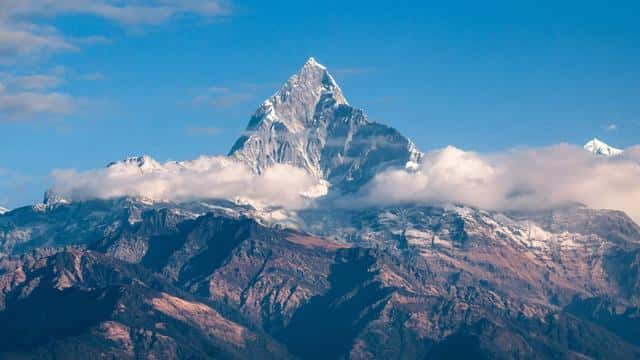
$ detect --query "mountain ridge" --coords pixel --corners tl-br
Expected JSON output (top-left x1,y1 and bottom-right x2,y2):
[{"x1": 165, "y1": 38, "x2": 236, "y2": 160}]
[
  {"x1": 584, "y1": 137, "x2": 624, "y2": 157},
  {"x1": 229, "y1": 57, "x2": 422, "y2": 192}
]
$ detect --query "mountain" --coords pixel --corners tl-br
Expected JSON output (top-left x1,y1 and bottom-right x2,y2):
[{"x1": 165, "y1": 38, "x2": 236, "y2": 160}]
[
  {"x1": 2, "y1": 199, "x2": 640, "y2": 358},
  {"x1": 2, "y1": 58, "x2": 640, "y2": 359},
  {"x1": 0, "y1": 207, "x2": 7, "y2": 215},
  {"x1": 584, "y1": 138, "x2": 624, "y2": 157},
  {"x1": 0, "y1": 248, "x2": 290, "y2": 359},
  {"x1": 229, "y1": 57, "x2": 422, "y2": 192}
]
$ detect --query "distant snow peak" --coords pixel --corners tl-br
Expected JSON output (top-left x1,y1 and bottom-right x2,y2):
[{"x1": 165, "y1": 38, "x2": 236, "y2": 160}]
[
  {"x1": 107, "y1": 155, "x2": 164, "y2": 173},
  {"x1": 584, "y1": 138, "x2": 623, "y2": 157},
  {"x1": 0, "y1": 206, "x2": 8, "y2": 215}
]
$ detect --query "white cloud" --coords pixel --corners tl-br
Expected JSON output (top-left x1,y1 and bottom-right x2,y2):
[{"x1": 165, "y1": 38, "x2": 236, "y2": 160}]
[
  {"x1": 0, "y1": 20, "x2": 74, "y2": 62},
  {"x1": 352, "y1": 144, "x2": 640, "y2": 223},
  {"x1": 0, "y1": 71, "x2": 74, "y2": 120},
  {"x1": 0, "y1": 1, "x2": 229, "y2": 63},
  {"x1": 11, "y1": 74, "x2": 63, "y2": 90},
  {"x1": 605, "y1": 123, "x2": 618, "y2": 132},
  {"x1": 0, "y1": 1, "x2": 230, "y2": 25},
  {"x1": 0, "y1": 87, "x2": 74, "y2": 119},
  {"x1": 49, "y1": 156, "x2": 321, "y2": 210},
  {"x1": 45, "y1": 140, "x2": 640, "y2": 222}
]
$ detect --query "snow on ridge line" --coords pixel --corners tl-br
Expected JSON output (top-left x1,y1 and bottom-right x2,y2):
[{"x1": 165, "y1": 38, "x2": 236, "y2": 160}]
[{"x1": 584, "y1": 138, "x2": 623, "y2": 157}]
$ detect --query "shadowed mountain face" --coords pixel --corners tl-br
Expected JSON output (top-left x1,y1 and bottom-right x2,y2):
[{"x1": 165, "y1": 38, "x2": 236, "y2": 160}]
[
  {"x1": 229, "y1": 57, "x2": 421, "y2": 192},
  {"x1": 0, "y1": 59, "x2": 640, "y2": 359},
  {"x1": 2, "y1": 202, "x2": 640, "y2": 359},
  {"x1": 0, "y1": 248, "x2": 291, "y2": 359}
]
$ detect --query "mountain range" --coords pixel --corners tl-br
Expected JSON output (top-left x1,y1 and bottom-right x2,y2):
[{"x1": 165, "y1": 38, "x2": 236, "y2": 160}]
[{"x1": 0, "y1": 58, "x2": 639, "y2": 359}]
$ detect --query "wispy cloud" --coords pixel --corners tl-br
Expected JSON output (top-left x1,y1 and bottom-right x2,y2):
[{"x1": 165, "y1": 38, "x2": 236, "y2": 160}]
[
  {"x1": 332, "y1": 67, "x2": 376, "y2": 77},
  {"x1": 0, "y1": 21, "x2": 75, "y2": 63},
  {"x1": 0, "y1": 1, "x2": 230, "y2": 63},
  {"x1": 0, "y1": 168, "x2": 35, "y2": 209},
  {"x1": 10, "y1": 74, "x2": 63, "y2": 90},
  {"x1": 0, "y1": 70, "x2": 75, "y2": 120},
  {"x1": 79, "y1": 72, "x2": 104, "y2": 81},
  {"x1": 186, "y1": 126, "x2": 222, "y2": 136},
  {"x1": 193, "y1": 86, "x2": 253, "y2": 109},
  {"x1": 0, "y1": 1, "x2": 231, "y2": 121},
  {"x1": 604, "y1": 123, "x2": 618, "y2": 132},
  {"x1": 0, "y1": 1, "x2": 231, "y2": 25},
  {"x1": 0, "y1": 87, "x2": 74, "y2": 120}
]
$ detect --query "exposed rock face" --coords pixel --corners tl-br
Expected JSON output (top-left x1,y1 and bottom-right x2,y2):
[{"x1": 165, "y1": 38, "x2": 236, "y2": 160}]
[
  {"x1": 0, "y1": 248, "x2": 290, "y2": 359},
  {"x1": 229, "y1": 57, "x2": 421, "y2": 192},
  {"x1": 2, "y1": 200, "x2": 640, "y2": 358}
]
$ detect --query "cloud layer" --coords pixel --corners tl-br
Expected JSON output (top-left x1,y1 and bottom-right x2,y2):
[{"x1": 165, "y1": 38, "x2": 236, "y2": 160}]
[
  {"x1": 354, "y1": 144, "x2": 640, "y2": 222},
  {"x1": 47, "y1": 144, "x2": 640, "y2": 223},
  {"x1": 49, "y1": 156, "x2": 321, "y2": 210},
  {"x1": 0, "y1": 1, "x2": 229, "y2": 62}
]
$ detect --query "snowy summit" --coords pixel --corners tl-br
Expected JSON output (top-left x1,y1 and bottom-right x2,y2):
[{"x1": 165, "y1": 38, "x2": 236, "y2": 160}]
[{"x1": 584, "y1": 138, "x2": 623, "y2": 157}]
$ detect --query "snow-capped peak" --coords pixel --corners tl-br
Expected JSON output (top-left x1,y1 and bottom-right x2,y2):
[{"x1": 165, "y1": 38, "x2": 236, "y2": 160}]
[
  {"x1": 304, "y1": 57, "x2": 326, "y2": 70},
  {"x1": 229, "y1": 57, "x2": 423, "y2": 191},
  {"x1": 266, "y1": 57, "x2": 348, "y2": 130},
  {"x1": 0, "y1": 206, "x2": 8, "y2": 215},
  {"x1": 584, "y1": 138, "x2": 623, "y2": 157},
  {"x1": 107, "y1": 155, "x2": 164, "y2": 173}
]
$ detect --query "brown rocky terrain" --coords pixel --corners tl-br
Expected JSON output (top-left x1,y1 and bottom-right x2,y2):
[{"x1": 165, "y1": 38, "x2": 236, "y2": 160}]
[{"x1": 2, "y1": 202, "x2": 639, "y2": 359}]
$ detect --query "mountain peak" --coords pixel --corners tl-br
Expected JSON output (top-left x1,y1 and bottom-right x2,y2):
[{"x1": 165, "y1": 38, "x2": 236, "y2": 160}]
[
  {"x1": 273, "y1": 57, "x2": 347, "y2": 111},
  {"x1": 229, "y1": 58, "x2": 422, "y2": 191},
  {"x1": 584, "y1": 138, "x2": 623, "y2": 157},
  {"x1": 107, "y1": 155, "x2": 164, "y2": 173},
  {"x1": 303, "y1": 56, "x2": 325, "y2": 70}
]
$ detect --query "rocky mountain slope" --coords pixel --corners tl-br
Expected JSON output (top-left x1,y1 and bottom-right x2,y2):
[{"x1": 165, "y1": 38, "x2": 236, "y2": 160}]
[
  {"x1": 1, "y1": 201, "x2": 640, "y2": 358},
  {"x1": 0, "y1": 59, "x2": 639, "y2": 359},
  {"x1": 229, "y1": 57, "x2": 422, "y2": 192}
]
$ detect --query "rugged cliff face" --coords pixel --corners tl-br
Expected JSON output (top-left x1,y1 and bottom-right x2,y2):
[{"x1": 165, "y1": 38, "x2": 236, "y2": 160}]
[
  {"x1": 229, "y1": 57, "x2": 421, "y2": 192},
  {"x1": 1, "y1": 58, "x2": 639, "y2": 359},
  {"x1": 2, "y1": 199, "x2": 640, "y2": 358}
]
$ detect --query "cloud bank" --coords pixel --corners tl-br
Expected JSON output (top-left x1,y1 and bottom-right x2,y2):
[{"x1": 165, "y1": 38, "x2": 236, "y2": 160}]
[
  {"x1": 48, "y1": 144, "x2": 640, "y2": 223},
  {"x1": 354, "y1": 144, "x2": 640, "y2": 222},
  {"x1": 49, "y1": 156, "x2": 322, "y2": 210}
]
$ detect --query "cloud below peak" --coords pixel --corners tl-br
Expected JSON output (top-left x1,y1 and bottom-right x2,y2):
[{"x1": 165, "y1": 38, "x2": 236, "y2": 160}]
[
  {"x1": 352, "y1": 144, "x2": 640, "y2": 223},
  {"x1": 50, "y1": 155, "x2": 321, "y2": 210},
  {"x1": 46, "y1": 142, "x2": 640, "y2": 224}
]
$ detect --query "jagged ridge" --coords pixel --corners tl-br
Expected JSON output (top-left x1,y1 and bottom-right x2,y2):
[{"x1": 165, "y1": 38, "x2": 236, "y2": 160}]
[{"x1": 229, "y1": 57, "x2": 422, "y2": 192}]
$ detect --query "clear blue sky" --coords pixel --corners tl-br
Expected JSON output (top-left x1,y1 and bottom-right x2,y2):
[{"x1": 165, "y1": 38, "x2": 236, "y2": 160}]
[{"x1": 1, "y1": 0, "x2": 639, "y2": 208}]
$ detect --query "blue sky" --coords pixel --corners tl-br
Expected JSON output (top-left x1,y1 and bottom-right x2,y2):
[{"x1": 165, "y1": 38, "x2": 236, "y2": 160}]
[{"x1": 1, "y1": 0, "x2": 639, "y2": 209}]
